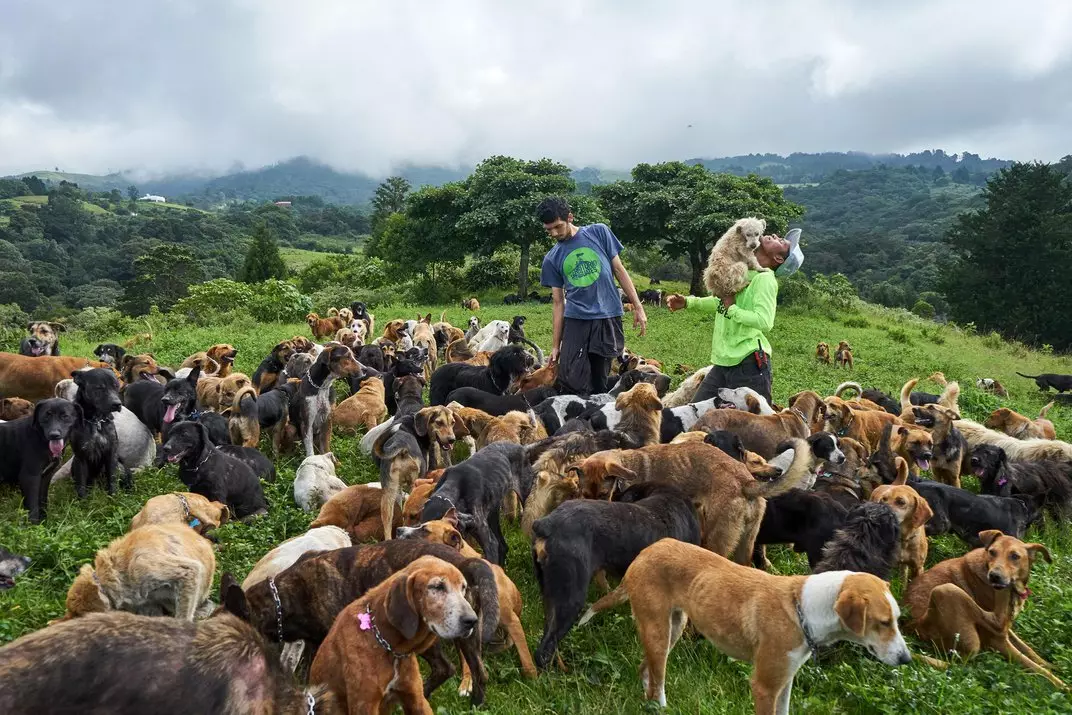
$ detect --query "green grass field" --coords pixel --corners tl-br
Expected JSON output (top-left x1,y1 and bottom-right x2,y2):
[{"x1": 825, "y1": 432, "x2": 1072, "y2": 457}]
[
  {"x1": 2, "y1": 194, "x2": 111, "y2": 215},
  {"x1": 1, "y1": 295, "x2": 1071, "y2": 713},
  {"x1": 280, "y1": 246, "x2": 341, "y2": 271}
]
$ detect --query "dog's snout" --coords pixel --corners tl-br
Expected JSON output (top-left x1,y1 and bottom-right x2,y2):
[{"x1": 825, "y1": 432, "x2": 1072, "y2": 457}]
[
  {"x1": 988, "y1": 570, "x2": 1009, "y2": 587},
  {"x1": 970, "y1": 456, "x2": 981, "y2": 467},
  {"x1": 896, "y1": 649, "x2": 912, "y2": 665}
]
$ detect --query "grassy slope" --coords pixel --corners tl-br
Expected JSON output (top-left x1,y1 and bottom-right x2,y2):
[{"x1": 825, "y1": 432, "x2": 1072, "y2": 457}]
[
  {"x1": 1, "y1": 293, "x2": 1071, "y2": 714},
  {"x1": 3, "y1": 195, "x2": 111, "y2": 215},
  {"x1": 280, "y1": 246, "x2": 340, "y2": 271}
]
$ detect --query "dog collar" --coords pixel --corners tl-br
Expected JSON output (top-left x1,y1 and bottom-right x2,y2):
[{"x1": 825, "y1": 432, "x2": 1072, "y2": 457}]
[
  {"x1": 267, "y1": 575, "x2": 285, "y2": 641},
  {"x1": 790, "y1": 408, "x2": 809, "y2": 426},
  {"x1": 360, "y1": 604, "x2": 410, "y2": 659},
  {"x1": 305, "y1": 371, "x2": 327, "y2": 390},
  {"x1": 176, "y1": 493, "x2": 191, "y2": 521},
  {"x1": 86, "y1": 413, "x2": 115, "y2": 428},
  {"x1": 795, "y1": 598, "x2": 820, "y2": 662},
  {"x1": 429, "y1": 493, "x2": 456, "y2": 512},
  {"x1": 996, "y1": 476, "x2": 1009, "y2": 487},
  {"x1": 196, "y1": 448, "x2": 215, "y2": 469},
  {"x1": 305, "y1": 693, "x2": 316, "y2": 715},
  {"x1": 188, "y1": 409, "x2": 203, "y2": 421}
]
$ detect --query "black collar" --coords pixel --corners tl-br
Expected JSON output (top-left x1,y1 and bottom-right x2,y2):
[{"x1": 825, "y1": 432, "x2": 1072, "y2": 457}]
[{"x1": 795, "y1": 598, "x2": 820, "y2": 662}]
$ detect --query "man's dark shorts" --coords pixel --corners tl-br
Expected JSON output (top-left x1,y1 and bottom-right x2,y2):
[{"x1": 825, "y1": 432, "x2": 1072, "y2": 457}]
[
  {"x1": 556, "y1": 317, "x2": 625, "y2": 395},
  {"x1": 693, "y1": 354, "x2": 773, "y2": 405}
]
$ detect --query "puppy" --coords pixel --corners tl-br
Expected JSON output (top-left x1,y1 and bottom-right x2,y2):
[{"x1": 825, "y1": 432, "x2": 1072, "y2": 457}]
[
  {"x1": 870, "y1": 475, "x2": 934, "y2": 583},
  {"x1": 580, "y1": 539, "x2": 911, "y2": 710},
  {"x1": 462, "y1": 298, "x2": 481, "y2": 311},
  {"x1": 61, "y1": 523, "x2": 215, "y2": 620},
  {"x1": 702, "y1": 217, "x2": 767, "y2": 298},
  {"x1": 294, "y1": 453, "x2": 348, "y2": 512},
  {"x1": 0, "y1": 545, "x2": 30, "y2": 590},
  {"x1": 816, "y1": 341, "x2": 831, "y2": 364},
  {"x1": 129, "y1": 492, "x2": 230, "y2": 539},
  {"x1": 976, "y1": 377, "x2": 1008, "y2": 397},
  {"x1": 311, "y1": 484, "x2": 403, "y2": 543},
  {"x1": 985, "y1": 404, "x2": 1057, "y2": 440}
]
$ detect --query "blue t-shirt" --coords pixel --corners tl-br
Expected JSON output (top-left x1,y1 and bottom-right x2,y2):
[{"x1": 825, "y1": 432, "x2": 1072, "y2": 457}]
[{"x1": 540, "y1": 223, "x2": 624, "y2": 320}]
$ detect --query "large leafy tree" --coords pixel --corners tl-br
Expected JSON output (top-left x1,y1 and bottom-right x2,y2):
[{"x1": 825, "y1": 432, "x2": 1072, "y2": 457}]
[
  {"x1": 597, "y1": 162, "x2": 804, "y2": 295},
  {"x1": 239, "y1": 223, "x2": 288, "y2": 283},
  {"x1": 120, "y1": 244, "x2": 204, "y2": 315},
  {"x1": 370, "y1": 176, "x2": 411, "y2": 231},
  {"x1": 373, "y1": 182, "x2": 470, "y2": 282},
  {"x1": 943, "y1": 162, "x2": 1072, "y2": 348}
]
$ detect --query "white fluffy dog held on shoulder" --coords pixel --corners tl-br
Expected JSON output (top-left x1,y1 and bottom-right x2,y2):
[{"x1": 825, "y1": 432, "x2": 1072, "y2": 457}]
[{"x1": 703, "y1": 217, "x2": 768, "y2": 298}]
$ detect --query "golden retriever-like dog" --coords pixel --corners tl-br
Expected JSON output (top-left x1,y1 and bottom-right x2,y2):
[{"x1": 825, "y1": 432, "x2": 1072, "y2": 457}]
[
  {"x1": 180, "y1": 344, "x2": 237, "y2": 378},
  {"x1": 985, "y1": 403, "x2": 1057, "y2": 440},
  {"x1": 702, "y1": 217, "x2": 767, "y2": 298}
]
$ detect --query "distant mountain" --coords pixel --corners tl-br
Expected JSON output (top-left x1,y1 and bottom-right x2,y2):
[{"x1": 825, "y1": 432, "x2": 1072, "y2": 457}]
[{"x1": 13, "y1": 170, "x2": 132, "y2": 193}]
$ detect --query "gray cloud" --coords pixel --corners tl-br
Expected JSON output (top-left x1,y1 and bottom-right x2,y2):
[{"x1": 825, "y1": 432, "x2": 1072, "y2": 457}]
[{"x1": 1, "y1": 0, "x2": 1070, "y2": 177}]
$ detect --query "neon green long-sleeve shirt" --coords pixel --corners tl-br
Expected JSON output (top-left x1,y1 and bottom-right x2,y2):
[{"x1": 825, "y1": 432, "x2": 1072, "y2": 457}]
[{"x1": 685, "y1": 270, "x2": 778, "y2": 367}]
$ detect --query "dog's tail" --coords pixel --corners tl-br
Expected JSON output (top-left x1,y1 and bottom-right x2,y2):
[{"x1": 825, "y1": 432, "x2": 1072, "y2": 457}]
[
  {"x1": 439, "y1": 309, "x2": 447, "y2": 323},
  {"x1": 235, "y1": 386, "x2": 258, "y2": 419},
  {"x1": 1017, "y1": 372, "x2": 1042, "y2": 380},
  {"x1": 900, "y1": 378, "x2": 919, "y2": 412},
  {"x1": 834, "y1": 381, "x2": 863, "y2": 399},
  {"x1": 520, "y1": 336, "x2": 544, "y2": 366},
  {"x1": 362, "y1": 416, "x2": 396, "y2": 455},
  {"x1": 1039, "y1": 401, "x2": 1055, "y2": 419},
  {"x1": 457, "y1": 557, "x2": 500, "y2": 644},
  {"x1": 743, "y1": 437, "x2": 813, "y2": 498},
  {"x1": 939, "y1": 381, "x2": 961, "y2": 412},
  {"x1": 578, "y1": 584, "x2": 631, "y2": 627}
]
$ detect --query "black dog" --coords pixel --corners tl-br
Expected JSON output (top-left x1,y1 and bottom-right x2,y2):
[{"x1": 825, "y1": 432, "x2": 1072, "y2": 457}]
[
  {"x1": 420, "y1": 442, "x2": 526, "y2": 565},
  {"x1": 157, "y1": 422, "x2": 268, "y2": 519},
  {"x1": 192, "y1": 412, "x2": 231, "y2": 446},
  {"x1": 813, "y1": 501, "x2": 901, "y2": 578},
  {"x1": 123, "y1": 364, "x2": 200, "y2": 437},
  {"x1": 70, "y1": 368, "x2": 126, "y2": 498},
  {"x1": 445, "y1": 385, "x2": 557, "y2": 416},
  {"x1": 907, "y1": 477, "x2": 1036, "y2": 546},
  {"x1": 753, "y1": 490, "x2": 850, "y2": 569},
  {"x1": 92, "y1": 343, "x2": 126, "y2": 366},
  {"x1": 1017, "y1": 371, "x2": 1072, "y2": 393},
  {"x1": 429, "y1": 344, "x2": 534, "y2": 406},
  {"x1": 861, "y1": 388, "x2": 901, "y2": 415},
  {"x1": 607, "y1": 369, "x2": 672, "y2": 398},
  {"x1": 251, "y1": 341, "x2": 293, "y2": 392},
  {"x1": 971, "y1": 444, "x2": 1072, "y2": 519},
  {"x1": 383, "y1": 359, "x2": 424, "y2": 416},
  {"x1": 502, "y1": 293, "x2": 522, "y2": 305},
  {"x1": 531, "y1": 482, "x2": 700, "y2": 668},
  {"x1": 638, "y1": 289, "x2": 662, "y2": 306},
  {"x1": 0, "y1": 545, "x2": 31, "y2": 590},
  {"x1": 0, "y1": 399, "x2": 81, "y2": 523},
  {"x1": 217, "y1": 445, "x2": 276, "y2": 482},
  {"x1": 355, "y1": 344, "x2": 386, "y2": 373}
]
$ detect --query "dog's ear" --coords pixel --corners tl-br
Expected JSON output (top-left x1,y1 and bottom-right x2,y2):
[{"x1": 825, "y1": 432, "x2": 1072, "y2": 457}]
[
  {"x1": 911, "y1": 492, "x2": 934, "y2": 530},
  {"x1": 604, "y1": 460, "x2": 638, "y2": 482},
  {"x1": 414, "y1": 409, "x2": 430, "y2": 437},
  {"x1": 26, "y1": 322, "x2": 35, "y2": 332},
  {"x1": 188, "y1": 363, "x2": 202, "y2": 382},
  {"x1": 215, "y1": 502, "x2": 231, "y2": 526},
  {"x1": 1025, "y1": 542, "x2": 1053, "y2": 564},
  {"x1": 50, "y1": 322, "x2": 67, "y2": 333},
  {"x1": 219, "y1": 572, "x2": 249, "y2": 621},
  {"x1": 385, "y1": 572, "x2": 421, "y2": 640},
  {"x1": 834, "y1": 589, "x2": 868, "y2": 637},
  {"x1": 978, "y1": 529, "x2": 1004, "y2": 548},
  {"x1": 451, "y1": 411, "x2": 470, "y2": 438},
  {"x1": 442, "y1": 507, "x2": 459, "y2": 529}
]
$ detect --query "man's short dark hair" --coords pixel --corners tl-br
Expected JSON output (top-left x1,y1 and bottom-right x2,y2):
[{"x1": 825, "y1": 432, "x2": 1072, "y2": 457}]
[{"x1": 536, "y1": 197, "x2": 571, "y2": 224}]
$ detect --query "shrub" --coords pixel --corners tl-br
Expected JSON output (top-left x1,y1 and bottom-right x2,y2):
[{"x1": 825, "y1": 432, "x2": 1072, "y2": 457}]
[
  {"x1": 841, "y1": 316, "x2": 870, "y2": 329},
  {"x1": 911, "y1": 300, "x2": 935, "y2": 320},
  {"x1": 64, "y1": 308, "x2": 139, "y2": 342},
  {"x1": 248, "y1": 280, "x2": 313, "y2": 323},
  {"x1": 887, "y1": 327, "x2": 912, "y2": 344},
  {"x1": 811, "y1": 273, "x2": 858, "y2": 311},
  {"x1": 410, "y1": 268, "x2": 464, "y2": 304},
  {"x1": 173, "y1": 279, "x2": 254, "y2": 323},
  {"x1": 778, "y1": 273, "x2": 813, "y2": 308},
  {"x1": 983, "y1": 331, "x2": 1004, "y2": 350},
  {"x1": 464, "y1": 250, "x2": 519, "y2": 291},
  {"x1": 296, "y1": 254, "x2": 389, "y2": 294},
  {"x1": 0, "y1": 302, "x2": 30, "y2": 349}
]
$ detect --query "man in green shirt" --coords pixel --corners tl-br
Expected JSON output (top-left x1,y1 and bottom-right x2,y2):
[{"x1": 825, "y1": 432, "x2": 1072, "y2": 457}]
[{"x1": 666, "y1": 229, "x2": 802, "y2": 404}]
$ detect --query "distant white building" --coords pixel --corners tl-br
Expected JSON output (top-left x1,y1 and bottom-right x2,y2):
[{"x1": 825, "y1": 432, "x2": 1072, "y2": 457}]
[{"x1": 139, "y1": 194, "x2": 166, "y2": 203}]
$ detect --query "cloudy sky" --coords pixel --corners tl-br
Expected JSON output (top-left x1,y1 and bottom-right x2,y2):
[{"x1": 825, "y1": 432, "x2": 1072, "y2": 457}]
[{"x1": 1, "y1": 0, "x2": 1070, "y2": 177}]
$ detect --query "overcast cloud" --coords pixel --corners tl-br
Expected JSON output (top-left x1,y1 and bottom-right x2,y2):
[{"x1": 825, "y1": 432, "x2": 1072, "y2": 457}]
[{"x1": 1, "y1": 0, "x2": 1070, "y2": 177}]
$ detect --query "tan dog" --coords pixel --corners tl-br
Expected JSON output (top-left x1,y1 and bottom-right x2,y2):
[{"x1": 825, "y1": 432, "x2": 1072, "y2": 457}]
[
  {"x1": 381, "y1": 319, "x2": 408, "y2": 344},
  {"x1": 334, "y1": 327, "x2": 360, "y2": 349},
  {"x1": 445, "y1": 338, "x2": 475, "y2": 363},
  {"x1": 119, "y1": 353, "x2": 161, "y2": 384},
  {"x1": 479, "y1": 410, "x2": 546, "y2": 450},
  {"x1": 306, "y1": 313, "x2": 345, "y2": 340},
  {"x1": 228, "y1": 384, "x2": 260, "y2": 447},
  {"x1": 702, "y1": 217, "x2": 768, "y2": 298},
  {"x1": 835, "y1": 340, "x2": 854, "y2": 369},
  {"x1": 129, "y1": 492, "x2": 230, "y2": 538},
  {"x1": 334, "y1": 376, "x2": 387, "y2": 433},
  {"x1": 522, "y1": 471, "x2": 581, "y2": 539},
  {"x1": 580, "y1": 539, "x2": 912, "y2": 710},
  {"x1": 311, "y1": 484, "x2": 403, "y2": 543},
  {"x1": 309, "y1": 555, "x2": 479, "y2": 715},
  {"x1": 196, "y1": 372, "x2": 252, "y2": 412},
  {"x1": 415, "y1": 405, "x2": 468, "y2": 468},
  {"x1": 434, "y1": 314, "x2": 464, "y2": 348},
  {"x1": 0, "y1": 396, "x2": 33, "y2": 421},
  {"x1": 816, "y1": 342, "x2": 831, "y2": 364},
  {"x1": 397, "y1": 509, "x2": 538, "y2": 689},
  {"x1": 0, "y1": 353, "x2": 112, "y2": 402},
  {"x1": 180, "y1": 344, "x2": 237, "y2": 378},
  {"x1": 985, "y1": 404, "x2": 1057, "y2": 441},
  {"x1": 891, "y1": 425, "x2": 934, "y2": 477},
  {"x1": 462, "y1": 298, "x2": 481, "y2": 311},
  {"x1": 61, "y1": 524, "x2": 215, "y2": 621},
  {"x1": 871, "y1": 472, "x2": 933, "y2": 583},
  {"x1": 514, "y1": 362, "x2": 557, "y2": 393},
  {"x1": 614, "y1": 382, "x2": 663, "y2": 447},
  {"x1": 402, "y1": 479, "x2": 439, "y2": 526},
  {"x1": 575, "y1": 440, "x2": 814, "y2": 562},
  {"x1": 824, "y1": 396, "x2": 902, "y2": 452},
  {"x1": 692, "y1": 391, "x2": 824, "y2": 458},
  {"x1": 906, "y1": 531, "x2": 1063, "y2": 689},
  {"x1": 412, "y1": 313, "x2": 438, "y2": 382}
]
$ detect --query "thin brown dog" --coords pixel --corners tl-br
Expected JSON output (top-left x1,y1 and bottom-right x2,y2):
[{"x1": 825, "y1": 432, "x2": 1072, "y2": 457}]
[
  {"x1": 0, "y1": 352, "x2": 112, "y2": 402},
  {"x1": 870, "y1": 475, "x2": 933, "y2": 583},
  {"x1": 692, "y1": 391, "x2": 824, "y2": 458},
  {"x1": 985, "y1": 404, "x2": 1057, "y2": 441}
]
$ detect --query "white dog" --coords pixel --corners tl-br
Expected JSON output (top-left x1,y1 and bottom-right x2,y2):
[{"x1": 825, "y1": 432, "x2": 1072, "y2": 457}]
[
  {"x1": 717, "y1": 386, "x2": 776, "y2": 415},
  {"x1": 468, "y1": 319, "x2": 511, "y2": 351},
  {"x1": 476, "y1": 322, "x2": 511, "y2": 352},
  {"x1": 293, "y1": 453, "x2": 347, "y2": 512},
  {"x1": 662, "y1": 366, "x2": 713, "y2": 408},
  {"x1": 702, "y1": 217, "x2": 767, "y2": 298},
  {"x1": 242, "y1": 525, "x2": 351, "y2": 589},
  {"x1": 464, "y1": 316, "x2": 481, "y2": 342}
]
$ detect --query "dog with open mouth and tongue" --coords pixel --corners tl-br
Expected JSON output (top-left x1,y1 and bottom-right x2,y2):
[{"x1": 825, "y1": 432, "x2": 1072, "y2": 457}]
[{"x1": 0, "y1": 398, "x2": 81, "y2": 523}]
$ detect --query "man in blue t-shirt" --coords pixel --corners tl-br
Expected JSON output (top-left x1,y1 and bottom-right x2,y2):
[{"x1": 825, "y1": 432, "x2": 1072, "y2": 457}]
[{"x1": 537, "y1": 197, "x2": 646, "y2": 395}]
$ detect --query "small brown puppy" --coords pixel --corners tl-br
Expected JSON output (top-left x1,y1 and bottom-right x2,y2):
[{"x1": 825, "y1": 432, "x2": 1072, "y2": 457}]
[
  {"x1": 129, "y1": 492, "x2": 230, "y2": 538},
  {"x1": 311, "y1": 484, "x2": 403, "y2": 543},
  {"x1": 334, "y1": 376, "x2": 388, "y2": 433},
  {"x1": 0, "y1": 396, "x2": 33, "y2": 421},
  {"x1": 816, "y1": 342, "x2": 831, "y2": 364},
  {"x1": 870, "y1": 470, "x2": 933, "y2": 583},
  {"x1": 306, "y1": 313, "x2": 345, "y2": 340},
  {"x1": 985, "y1": 404, "x2": 1057, "y2": 441},
  {"x1": 835, "y1": 340, "x2": 854, "y2": 369},
  {"x1": 309, "y1": 555, "x2": 479, "y2": 715},
  {"x1": 906, "y1": 531, "x2": 1063, "y2": 689},
  {"x1": 397, "y1": 508, "x2": 538, "y2": 689}
]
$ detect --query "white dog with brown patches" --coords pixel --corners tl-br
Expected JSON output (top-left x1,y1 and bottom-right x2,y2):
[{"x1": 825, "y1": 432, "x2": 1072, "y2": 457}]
[{"x1": 580, "y1": 539, "x2": 911, "y2": 714}]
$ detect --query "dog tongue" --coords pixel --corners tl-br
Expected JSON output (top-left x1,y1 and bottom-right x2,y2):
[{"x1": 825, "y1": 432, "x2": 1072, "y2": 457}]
[
  {"x1": 916, "y1": 459, "x2": 931, "y2": 471},
  {"x1": 163, "y1": 404, "x2": 178, "y2": 423},
  {"x1": 48, "y1": 439, "x2": 64, "y2": 458}
]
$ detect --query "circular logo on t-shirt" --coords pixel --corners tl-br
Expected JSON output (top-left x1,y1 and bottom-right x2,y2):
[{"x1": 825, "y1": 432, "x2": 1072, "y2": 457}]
[{"x1": 563, "y1": 247, "x2": 602, "y2": 288}]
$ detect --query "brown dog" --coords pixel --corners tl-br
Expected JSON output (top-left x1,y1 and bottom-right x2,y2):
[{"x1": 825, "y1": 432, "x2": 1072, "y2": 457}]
[
  {"x1": 824, "y1": 396, "x2": 903, "y2": 452},
  {"x1": 0, "y1": 353, "x2": 113, "y2": 402},
  {"x1": 181, "y1": 344, "x2": 237, "y2": 378},
  {"x1": 462, "y1": 298, "x2": 481, "y2": 311},
  {"x1": 62, "y1": 523, "x2": 216, "y2": 621},
  {"x1": 514, "y1": 362, "x2": 557, "y2": 393},
  {"x1": 397, "y1": 509, "x2": 538, "y2": 690},
  {"x1": 402, "y1": 478, "x2": 440, "y2": 526},
  {"x1": 816, "y1": 342, "x2": 831, "y2": 364},
  {"x1": 130, "y1": 492, "x2": 230, "y2": 538},
  {"x1": 311, "y1": 484, "x2": 403, "y2": 543},
  {"x1": 478, "y1": 410, "x2": 546, "y2": 450},
  {"x1": 381, "y1": 319, "x2": 408, "y2": 344},
  {"x1": 228, "y1": 384, "x2": 260, "y2": 447},
  {"x1": 334, "y1": 376, "x2": 388, "y2": 433},
  {"x1": 196, "y1": 372, "x2": 252, "y2": 412},
  {"x1": 20, "y1": 321, "x2": 65, "y2": 356},
  {"x1": 906, "y1": 530, "x2": 1063, "y2": 689},
  {"x1": 871, "y1": 475, "x2": 933, "y2": 583},
  {"x1": 309, "y1": 555, "x2": 479, "y2": 715},
  {"x1": 692, "y1": 391, "x2": 824, "y2": 458},
  {"x1": 306, "y1": 313, "x2": 345, "y2": 340},
  {"x1": 521, "y1": 471, "x2": 580, "y2": 540},
  {"x1": 985, "y1": 404, "x2": 1057, "y2": 441},
  {"x1": 119, "y1": 353, "x2": 161, "y2": 384},
  {"x1": 575, "y1": 439, "x2": 814, "y2": 562},
  {"x1": 0, "y1": 396, "x2": 33, "y2": 421},
  {"x1": 835, "y1": 340, "x2": 854, "y2": 369},
  {"x1": 580, "y1": 539, "x2": 912, "y2": 710},
  {"x1": 412, "y1": 313, "x2": 439, "y2": 382},
  {"x1": 614, "y1": 382, "x2": 663, "y2": 447}
]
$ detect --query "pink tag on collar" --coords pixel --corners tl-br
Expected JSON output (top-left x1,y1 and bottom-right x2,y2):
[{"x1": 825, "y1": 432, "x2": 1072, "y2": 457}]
[
  {"x1": 358, "y1": 612, "x2": 373, "y2": 630},
  {"x1": 1019, "y1": 588, "x2": 1031, "y2": 601}
]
